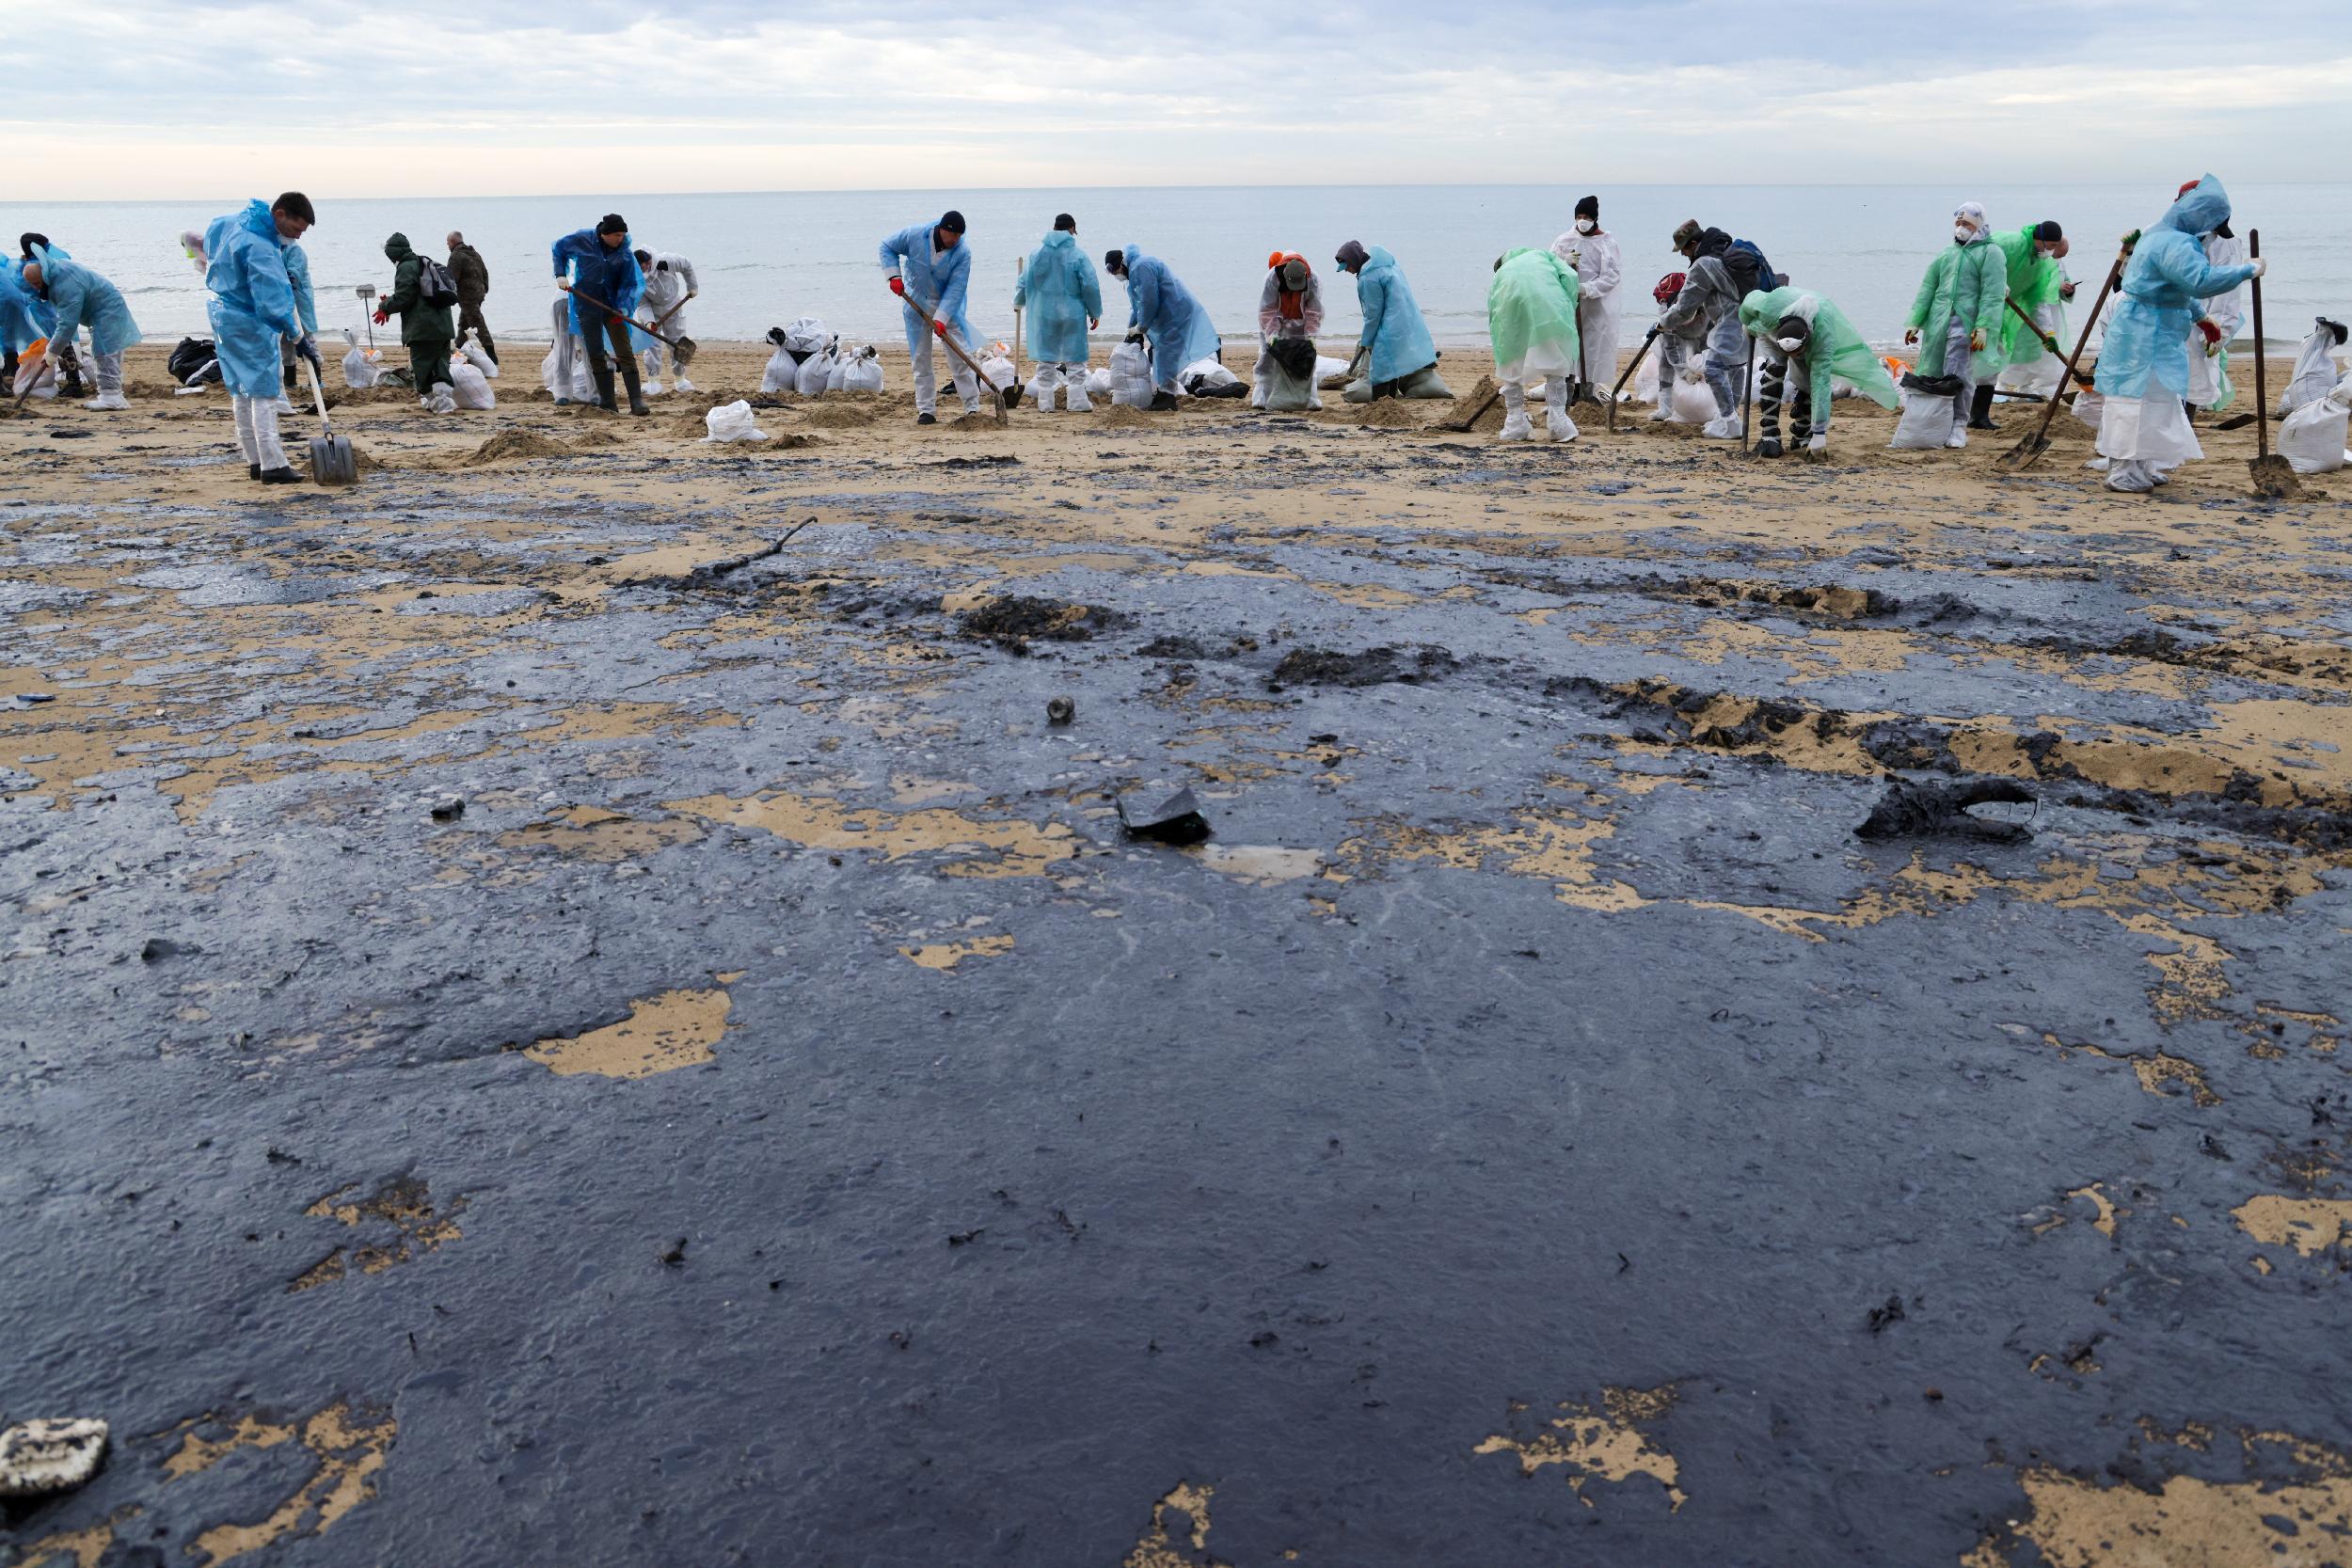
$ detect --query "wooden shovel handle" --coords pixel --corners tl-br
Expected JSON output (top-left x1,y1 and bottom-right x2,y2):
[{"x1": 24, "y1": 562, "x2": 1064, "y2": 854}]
[
  {"x1": 2249, "y1": 230, "x2": 2268, "y2": 461},
  {"x1": 2026, "y1": 243, "x2": 2130, "y2": 450},
  {"x1": 1607, "y1": 332, "x2": 1657, "y2": 432}
]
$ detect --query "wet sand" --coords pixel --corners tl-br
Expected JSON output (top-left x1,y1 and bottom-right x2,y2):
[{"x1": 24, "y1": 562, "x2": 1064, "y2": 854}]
[{"x1": 5, "y1": 340, "x2": 2351, "y2": 1565}]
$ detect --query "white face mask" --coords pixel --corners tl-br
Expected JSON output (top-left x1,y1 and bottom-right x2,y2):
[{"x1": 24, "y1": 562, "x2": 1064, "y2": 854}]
[
  {"x1": 1775, "y1": 335, "x2": 1806, "y2": 354},
  {"x1": 1574, "y1": 218, "x2": 1596, "y2": 235},
  {"x1": 1953, "y1": 225, "x2": 1976, "y2": 245}
]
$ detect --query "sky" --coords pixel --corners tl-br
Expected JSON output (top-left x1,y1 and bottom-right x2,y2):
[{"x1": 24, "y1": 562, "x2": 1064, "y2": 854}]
[{"x1": 4, "y1": 0, "x2": 2347, "y2": 198}]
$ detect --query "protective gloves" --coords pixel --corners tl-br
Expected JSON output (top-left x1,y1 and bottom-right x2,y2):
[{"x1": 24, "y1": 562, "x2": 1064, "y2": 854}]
[
  {"x1": 888, "y1": 277, "x2": 906, "y2": 296},
  {"x1": 1903, "y1": 328, "x2": 1919, "y2": 346},
  {"x1": 297, "y1": 334, "x2": 322, "y2": 367},
  {"x1": 1968, "y1": 329, "x2": 1986, "y2": 352},
  {"x1": 932, "y1": 320, "x2": 948, "y2": 339},
  {"x1": 2250, "y1": 257, "x2": 2268, "y2": 279}
]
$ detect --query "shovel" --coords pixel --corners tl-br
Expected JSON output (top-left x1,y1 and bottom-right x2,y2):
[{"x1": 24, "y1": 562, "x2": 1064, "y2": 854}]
[
  {"x1": 890, "y1": 283, "x2": 1008, "y2": 425},
  {"x1": 1606, "y1": 331, "x2": 1658, "y2": 432},
  {"x1": 649, "y1": 295, "x2": 696, "y2": 367},
  {"x1": 567, "y1": 286, "x2": 688, "y2": 351},
  {"x1": 1998, "y1": 237, "x2": 2132, "y2": 472},
  {"x1": 2004, "y1": 295, "x2": 2064, "y2": 359},
  {"x1": 2246, "y1": 230, "x2": 2299, "y2": 499},
  {"x1": 298, "y1": 352, "x2": 357, "y2": 485},
  {"x1": 1739, "y1": 334, "x2": 1756, "y2": 451}
]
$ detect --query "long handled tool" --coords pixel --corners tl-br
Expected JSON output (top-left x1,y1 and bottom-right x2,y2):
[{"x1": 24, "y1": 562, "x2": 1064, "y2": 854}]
[
  {"x1": 567, "y1": 286, "x2": 687, "y2": 351},
  {"x1": 2004, "y1": 295, "x2": 2063, "y2": 359},
  {"x1": 298, "y1": 353, "x2": 358, "y2": 486},
  {"x1": 1012, "y1": 256, "x2": 1025, "y2": 387},
  {"x1": 1998, "y1": 237, "x2": 2133, "y2": 472},
  {"x1": 890, "y1": 284, "x2": 1008, "y2": 426},
  {"x1": 2246, "y1": 230, "x2": 2298, "y2": 499},
  {"x1": 1739, "y1": 335, "x2": 1756, "y2": 451},
  {"x1": 1606, "y1": 331, "x2": 1659, "y2": 432}
]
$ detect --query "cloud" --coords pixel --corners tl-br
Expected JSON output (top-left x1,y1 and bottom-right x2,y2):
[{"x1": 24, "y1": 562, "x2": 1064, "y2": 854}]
[{"x1": 0, "y1": 0, "x2": 2344, "y2": 196}]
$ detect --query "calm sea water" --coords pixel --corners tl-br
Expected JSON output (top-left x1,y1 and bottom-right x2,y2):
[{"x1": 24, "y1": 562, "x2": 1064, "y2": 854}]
[{"x1": 15, "y1": 184, "x2": 2348, "y2": 356}]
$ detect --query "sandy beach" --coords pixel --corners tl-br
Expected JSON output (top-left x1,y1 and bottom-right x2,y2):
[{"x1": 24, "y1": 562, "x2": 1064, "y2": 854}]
[{"x1": 7, "y1": 336, "x2": 2351, "y2": 1564}]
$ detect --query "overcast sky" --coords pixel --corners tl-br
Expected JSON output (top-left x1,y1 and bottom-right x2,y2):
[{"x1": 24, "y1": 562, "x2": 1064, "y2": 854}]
[{"x1": 5, "y1": 0, "x2": 2345, "y2": 198}]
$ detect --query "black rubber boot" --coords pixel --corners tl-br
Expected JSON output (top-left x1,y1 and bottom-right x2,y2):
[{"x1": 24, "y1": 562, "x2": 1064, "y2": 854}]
[
  {"x1": 587, "y1": 356, "x2": 617, "y2": 412},
  {"x1": 616, "y1": 353, "x2": 647, "y2": 416},
  {"x1": 1148, "y1": 390, "x2": 1179, "y2": 412},
  {"x1": 257, "y1": 467, "x2": 300, "y2": 484},
  {"x1": 1967, "y1": 384, "x2": 1997, "y2": 430},
  {"x1": 248, "y1": 465, "x2": 262, "y2": 480},
  {"x1": 916, "y1": 412, "x2": 936, "y2": 426}
]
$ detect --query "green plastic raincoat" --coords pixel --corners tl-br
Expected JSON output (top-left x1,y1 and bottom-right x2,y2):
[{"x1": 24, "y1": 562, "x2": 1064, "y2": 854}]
[
  {"x1": 1993, "y1": 226, "x2": 2064, "y2": 367},
  {"x1": 1739, "y1": 286, "x2": 1897, "y2": 430},
  {"x1": 1486, "y1": 247, "x2": 1581, "y2": 381},
  {"x1": 1903, "y1": 234, "x2": 2007, "y2": 378}
]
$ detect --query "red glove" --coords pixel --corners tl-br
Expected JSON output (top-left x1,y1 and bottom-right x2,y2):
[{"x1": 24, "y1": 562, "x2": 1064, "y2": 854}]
[
  {"x1": 2194, "y1": 318, "x2": 2222, "y2": 347},
  {"x1": 373, "y1": 309, "x2": 388, "y2": 325},
  {"x1": 888, "y1": 277, "x2": 906, "y2": 296},
  {"x1": 609, "y1": 312, "x2": 627, "y2": 329},
  {"x1": 932, "y1": 319, "x2": 947, "y2": 339}
]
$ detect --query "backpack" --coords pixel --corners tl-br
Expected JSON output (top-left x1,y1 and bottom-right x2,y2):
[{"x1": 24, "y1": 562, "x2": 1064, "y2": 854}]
[
  {"x1": 1724, "y1": 238, "x2": 1778, "y2": 295},
  {"x1": 416, "y1": 257, "x2": 460, "y2": 308}
]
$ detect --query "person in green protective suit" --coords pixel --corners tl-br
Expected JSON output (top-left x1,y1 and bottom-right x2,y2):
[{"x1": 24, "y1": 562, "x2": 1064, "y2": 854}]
[
  {"x1": 1900, "y1": 202, "x2": 2008, "y2": 449},
  {"x1": 1739, "y1": 285, "x2": 1898, "y2": 459},
  {"x1": 1975, "y1": 219, "x2": 2067, "y2": 427},
  {"x1": 1486, "y1": 247, "x2": 1581, "y2": 442},
  {"x1": 375, "y1": 232, "x2": 456, "y2": 412}
]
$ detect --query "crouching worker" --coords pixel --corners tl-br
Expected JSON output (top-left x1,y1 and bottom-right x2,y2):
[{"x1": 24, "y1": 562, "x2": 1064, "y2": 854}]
[
  {"x1": 202, "y1": 193, "x2": 315, "y2": 482},
  {"x1": 2094, "y1": 175, "x2": 2262, "y2": 493},
  {"x1": 1335, "y1": 240, "x2": 1449, "y2": 402},
  {"x1": 1486, "y1": 247, "x2": 1581, "y2": 442},
  {"x1": 22, "y1": 246, "x2": 141, "y2": 412},
  {"x1": 1253, "y1": 253, "x2": 1323, "y2": 411},
  {"x1": 1739, "y1": 285, "x2": 1898, "y2": 459},
  {"x1": 1105, "y1": 245, "x2": 1219, "y2": 412},
  {"x1": 1015, "y1": 214, "x2": 1101, "y2": 411},
  {"x1": 376, "y1": 233, "x2": 457, "y2": 413}
]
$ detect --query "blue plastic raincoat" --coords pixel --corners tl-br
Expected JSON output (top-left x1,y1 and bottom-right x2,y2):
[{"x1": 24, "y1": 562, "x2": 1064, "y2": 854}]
[
  {"x1": 2096, "y1": 174, "x2": 2262, "y2": 402},
  {"x1": 1015, "y1": 230, "x2": 1100, "y2": 364},
  {"x1": 31, "y1": 251, "x2": 140, "y2": 358},
  {"x1": 1120, "y1": 246, "x2": 1219, "y2": 383},
  {"x1": 284, "y1": 243, "x2": 318, "y2": 336},
  {"x1": 551, "y1": 230, "x2": 643, "y2": 337},
  {"x1": 0, "y1": 260, "x2": 54, "y2": 353},
  {"x1": 878, "y1": 221, "x2": 976, "y2": 353},
  {"x1": 1352, "y1": 245, "x2": 1437, "y2": 384},
  {"x1": 203, "y1": 200, "x2": 301, "y2": 398}
]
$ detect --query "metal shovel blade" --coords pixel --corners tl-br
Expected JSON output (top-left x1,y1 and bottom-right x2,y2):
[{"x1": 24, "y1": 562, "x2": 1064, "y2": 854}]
[
  {"x1": 309, "y1": 432, "x2": 358, "y2": 486},
  {"x1": 2250, "y1": 452, "x2": 2302, "y2": 499},
  {"x1": 674, "y1": 335, "x2": 697, "y2": 368},
  {"x1": 1996, "y1": 431, "x2": 2051, "y2": 472}
]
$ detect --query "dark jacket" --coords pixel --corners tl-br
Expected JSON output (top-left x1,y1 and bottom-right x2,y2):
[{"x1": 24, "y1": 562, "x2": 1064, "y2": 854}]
[
  {"x1": 381, "y1": 232, "x2": 455, "y2": 347},
  {"x1": 448, "y1": 243, "x2": 489, "y2": 307}
]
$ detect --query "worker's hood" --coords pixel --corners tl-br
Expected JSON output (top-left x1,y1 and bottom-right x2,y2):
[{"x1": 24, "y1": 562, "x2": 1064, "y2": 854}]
[
  {"x1": 1037, "y1": 230, "x2": 1075, "y2": 254},
  {"x1": 237, "y1": 198, "x2": 281, "y2": 247},
  {"x1": 2158, "y1": 173, "x2": 2232, "y2": 241},
  {"x1": 384, "y1": 232, "x2": 416, "y2": 263}
]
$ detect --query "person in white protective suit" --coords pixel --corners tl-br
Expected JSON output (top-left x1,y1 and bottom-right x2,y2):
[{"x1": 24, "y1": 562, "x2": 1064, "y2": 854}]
[
  {"x1": 1252, "y1": 251, "x2": 1324, "y2": 411},
  {"x1": 633, "y1": 249, "x2": 699, "y2": 394},
  {"x1": 1551, "y1": 195, "x2": 1622, "y2": 404}
]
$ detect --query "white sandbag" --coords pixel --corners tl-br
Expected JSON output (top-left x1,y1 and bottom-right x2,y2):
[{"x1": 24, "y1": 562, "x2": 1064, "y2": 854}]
[
  {"x1": 1085, "y1": 367, "x2": 1113, "y2": 400},
  {"x1": 1668, "y1": 375, "x2": 1716, "y2": 424},
  {"x1": 824, "y1": 353, "x2": 849, "y2": 392},
  {"x1": 459, "y1": 331, "x2": 499, "y2": 379},
  {"x1": 760, "y1": 345, "x2": 799, "y2": 394},
  {"x1": 447, "y1": 357, "x2": 496, "y2": 410},
  {"x1": 795, "y1": 340, "x2": 836, "y2": 397},
  {"x1": 1109, "y1": 341, "x2": 1154, "y2": 406},
  {"x1": 979, "y1": 352, "x2": 1016, "y2": 391},
  {"x1": 1313, "y1": 355, "x2": 1351, "y2": 388},
  {"x1": 2280, "y1": 373, "x2": 2352, "y2": 473},
  {"x1": 342, "y1": 345, "x2": 384, "y2": 389},
  {"x1": 1181, "y1": 357, "x2": 1238, "y2": 390},
  {"x1": 841, "y1": 346, "x2": 884, "y2": 393},
  {"x1": 703, "y1": 400, "x2": 770, "y2": 443},
  {"x1": 2070, "y1": 387, "x2": 2104, "y2": 433},
  {"x1": 1890, "y1": 384, "x2": 1957, "y2": 450},
  {"x1": 1631, "y1": 348, "x2": 1661, "y2": 405},
  {"x1": 782, "y1": 316, "x2": 830, "y2": 356},
  {"x1": 2280, "y1": 321, "x2": 2345, "y2": 418}
]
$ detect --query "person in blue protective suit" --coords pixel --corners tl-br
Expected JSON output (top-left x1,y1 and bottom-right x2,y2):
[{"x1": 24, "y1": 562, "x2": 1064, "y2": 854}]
[
  {"x1": 1014, "y1": 214, "x2": 1102, "y2": 412},
  {"x1": 880, "y1": 210, "x2": 980, "y2": 424},
  {"x1": 203, "y1": 193, "x2": 316, "y2": 482},
  {"x1": 1103, "y1": 245, "x2": 1219, "y2": 411},
  {"x1": 1333, "y1": 240, "x2": 1449, "y2": 403},
  {"x1": 24, "y1": 245, "x2": 144, "y2": 413},
  {"x1": 2093, "y1": 174, "x2": 2263, "y2": 493},
  {"x1": 273, "y1": 239, "x2": 321, "y2": 414},
  {"x1": 0, "y1": 258, "x2": 54, "y2": 390},
  {"x1": 552, "y1": 214, "x2": 648, "y2": 415},
  {"x1": 16, "y1": 233, "x2": 79, "y2": 395}
]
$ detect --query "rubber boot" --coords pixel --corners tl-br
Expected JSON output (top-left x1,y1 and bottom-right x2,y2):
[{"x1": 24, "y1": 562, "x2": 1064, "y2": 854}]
[
  {"x1": 1967, "y1": 383, "x2": 1997, "y2": 430},
  {"x1": 588, "y1": 356, "x2": 618, "y2": 412},
  {"x1": 617, "y1": 354, "x2": 648, "y2": 416}
]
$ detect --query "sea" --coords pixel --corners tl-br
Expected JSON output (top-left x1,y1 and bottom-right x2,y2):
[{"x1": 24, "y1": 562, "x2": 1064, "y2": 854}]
[{"x1": 14, "y1": 184, "x2": 2348, "y2": 359}]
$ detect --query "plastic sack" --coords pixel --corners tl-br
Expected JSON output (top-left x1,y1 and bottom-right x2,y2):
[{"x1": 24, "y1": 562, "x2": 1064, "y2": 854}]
[
  {"x1": 824, "y1": 352, "x2": 849, "y2": 392},
  {"x1": 2280, "y1": 373, "x2": 2352, "y2": 473},
  {"x1": 342, "y1": 345, "x2": 382, "y2": 389},
  {"x1": 1109, "y1": 341, "x2": 1154, "y2": 406},
  {"x1": 795, "y1": 340, "x2": 836, "y2": 397},
  {"x1": 1181, "y1": 356, "x2": 1239, "y2": 390},
  {"x1": 782, "y1": 316, "x2": 830, "y2": 356},
  {"x1": 1086, "y1": 367, "x2": 1113, "y2": 400},
  {"x1": 1255, "y1": 343, "x2": 1319, "y2": 412},
  {"x1": 459, "y1": 331, "x2": 499, "y2": 379},
  {"x1": 703, "y1": 400, "x2": 770, "y2": 443},
  {"x1": 1890, "y1": 380, "x2": 1957, "y2": 449},
  {"x1": 841, "y1": 346, "x2": 883, "y2": 393},
  {"x1": 1314, "y1": 355, "x2": 1352, "y2": 387},
  {"x1": 1668, "y1": 377, "x2": 1716, "y2": 423},
  {"x1": 2280, "y1": 321, "x2": 2346, "y2": 418},
  {"x1": 979, "y1": 352, "x2": 1017, "y2": 391},
  {"x1": 447, "y1": 357, "x2": 496, "y2": 410},
  {"x1": 760, "y1": 345, "x2": 799, "y2": 394}
]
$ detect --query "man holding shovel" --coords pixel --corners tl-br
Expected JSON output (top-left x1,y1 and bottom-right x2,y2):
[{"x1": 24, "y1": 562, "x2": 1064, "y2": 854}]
[
  {"x1": 201, "y1": 193, "x2": 315, "y2": 483},
  {"x1": 551, "y1": 214, "x2": 649, "y2": 417},
  {"x1": 2092, "y1": 175, "x2": 2261, "y2": 493},
  {"x1": 633, "y1": 248, "x2": 698, "y2": 395},
  {"x1": 879, "y1": 211, "x2": 981, "y2": 425}
]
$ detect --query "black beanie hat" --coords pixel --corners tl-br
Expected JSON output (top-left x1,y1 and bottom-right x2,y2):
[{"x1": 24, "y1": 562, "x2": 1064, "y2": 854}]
[
  {"x1": 597, "y1": 214, "x2": 628, "y2": 235},
  {"x1": 939, "y1": 210, "x2": 966, "y2": 234},
  {"x1": 1574, "y1": 195, "x2": 1599, "y2": 220},
  {"x1": 1104, "y1": 248, "x2": 1125, "y2": 273},
  {"x1": 2033, "y1": 220, "x2": 2063, "y2": 244}
]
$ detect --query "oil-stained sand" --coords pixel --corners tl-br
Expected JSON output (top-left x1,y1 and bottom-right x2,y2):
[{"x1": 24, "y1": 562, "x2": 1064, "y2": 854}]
[{"x1": 3, "y1": 341, "x2": 2349, "y2": 1565}]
